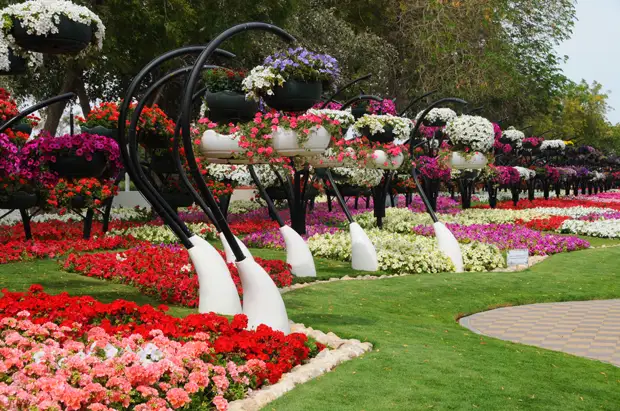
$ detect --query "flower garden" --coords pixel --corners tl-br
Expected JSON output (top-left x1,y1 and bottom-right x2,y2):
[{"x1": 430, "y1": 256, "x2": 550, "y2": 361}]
[{"x1": 1, "y1": 1, "x2": 620, "y2": 410}]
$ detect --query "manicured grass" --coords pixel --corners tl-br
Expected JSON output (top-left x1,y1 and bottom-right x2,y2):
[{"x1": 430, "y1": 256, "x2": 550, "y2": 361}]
[{"x1": 2, "y1": 245, "x2": 620, "y2": 410}]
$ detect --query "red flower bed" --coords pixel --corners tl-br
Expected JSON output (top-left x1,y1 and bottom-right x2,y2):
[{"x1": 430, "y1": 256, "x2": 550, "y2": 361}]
[
  {"x1": 476, "y1": 198, "x2": 620, "y2": 211},
  {"x1": 229, "y1": 219, "x2": 280, "y2": 235},
  {"x1": 0, "y1": 220, "x2": 142, "y2": 244},
  {"x1": 0, "y1": 236, "x2": 143, "y2": 264},
  {"x1": 62, "y1": 245, "x2": 293, "y2": 307},
  {"x1": 516, "y1": 216, "x2": 572, "y2": 231},
  {"x1": 0, "y1": 285, "x2": 323, "y2": 387}
]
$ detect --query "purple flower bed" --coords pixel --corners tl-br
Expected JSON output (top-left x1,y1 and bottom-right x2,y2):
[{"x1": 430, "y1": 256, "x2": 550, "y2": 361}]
[
  {"x1": 242, "y1": 224, "x2": 340, "y2": 249},
  {"x1": 412, "y1": 223, "x2": 590, "y2": 255}
]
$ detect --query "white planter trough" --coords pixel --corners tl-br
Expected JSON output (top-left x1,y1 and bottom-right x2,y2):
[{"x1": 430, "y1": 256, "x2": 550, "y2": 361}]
[
  {"x1": 371, "y1": 150, "x2": 405, "y2": 170},
  {"x1": 200, "y1": 130, "x2": 246, "y2": 160},
  {"x1": 272, "y1": 126, "x2": 331, "y2": 157},
  {"x1": 449, "y1": 151, "x2": 487, "y2": 170}
]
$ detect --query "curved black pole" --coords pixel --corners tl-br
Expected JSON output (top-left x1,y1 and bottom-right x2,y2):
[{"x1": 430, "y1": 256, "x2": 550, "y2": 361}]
[
  {"x1": 540, "y1": 129, "x2": 554, "y2": 137},
  {"x1": 248, "y1": 165, "x2": 285, "y2": 227},
  {"x1": 325, "y1": 169, "x2": 354, "y2": 223},
  {"x1": 495, "y1": 117, "x2": 509, "y2": 126},
  {"x1": 399, "y1": 90, "x2": 438, "y2": 117},
  {"x1": 339, "y1": 94, "x2": 383, "y2": 111},
  {"x1": 465, "y1": 106, "x2": 484, "y2": 115},
  {"x1": 179, "y1": 22, "x2": 296, "y2": 262},
  {"x1": 0, "y1": 92, "x2": 75, "y2": 133},
  {"x1": 118, "y1": 46, "x2": 234, "y2": 249},
  {"x1": 320, "y1": 74, "x2": 372, "y2": 109},
  {"x1": 409, "y1": 97, "x2": 468, "y2": 221}
]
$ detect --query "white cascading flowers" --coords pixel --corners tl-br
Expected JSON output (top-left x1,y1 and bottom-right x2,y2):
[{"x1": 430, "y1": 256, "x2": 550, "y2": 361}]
[
  {"x1": 540, "y1": 139, "x2": 566, "y2": 151},
  {"x1": 331, "y1": 167, "x2": 384, "y2": 187},
  {"x1": 241, "y1": 66, "x2": 285, "y2": 102},
  {"x1": 514, "y1": 166, "x2": 536, "y2": 181},
  {"x1": 444, "y1": 115, "x2": 495, "y2": 153},
  {"x1": 502, "y1": 127, "x2": 525, "y2": 148},
  {"x1": 415, "y1": 107, "x2": 457, "y2": 124},
  {"x1": 205, "y1": 164, "x2": 253, "y2": 186},
  {"x1": 352, "y1": 114, "x2": 412, "y2": 141}
]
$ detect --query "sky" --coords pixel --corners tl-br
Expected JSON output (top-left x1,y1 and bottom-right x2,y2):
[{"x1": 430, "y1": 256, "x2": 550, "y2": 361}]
[{"x1": 556, "y1": 0, "x2": 620, "y2": 124}]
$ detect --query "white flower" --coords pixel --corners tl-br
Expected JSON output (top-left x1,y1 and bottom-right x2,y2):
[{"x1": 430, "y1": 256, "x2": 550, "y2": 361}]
[
  {"x1": 415, "y1": 108, "x2": 457, "y2": 124},
  {"x1": 560, "y1": 219, "x2": 620, "y2": 238},
  {"x1": 353, "y1": 114, "x2": 412, "y2": 141},
  {"x1": 540, "y1": 140, "x2": 566, "y2": 151},
  {"x1": 514, "y1": 166, "x2": 536, "y2": 180},
  {"x1": 332, "y1": 167, "x2": 383, "y2": 187},
  {"x1": 502, "y1": 127, "x2": 525, "y2": 147},
  {"x1": 205, "y1": 164, "x2": 253, "y2": 186},
  {"x1": 444, "y1": 115, "x2": 495, "y2": 153},
  {"x1": 242, "y1": 65, "x2": 285, "y2": 102},
  {"x1": 103, "y1": 343, "x2": 119, "y2": 359}
]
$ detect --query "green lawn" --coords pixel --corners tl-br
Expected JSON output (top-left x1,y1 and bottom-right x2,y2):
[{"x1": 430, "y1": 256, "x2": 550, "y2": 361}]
[{"x1": 2, "y1": 242, "x2": 620, "y2": 410}]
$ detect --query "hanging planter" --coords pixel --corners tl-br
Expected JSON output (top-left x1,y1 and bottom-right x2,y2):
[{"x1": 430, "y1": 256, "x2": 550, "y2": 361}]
[
  {"x1": 81, "y1": 125, "x2": 118, "y2": 140},
  {"x1": 370, "y1": 150, "x2": 405, "y2": 170},
  {"x1": 0, "y1": 191, "x2": 37, "y2": 209},
  {"x1": 353, "y1": 114, "x2": 411, "y2": 144},
  {"x1": 1, "y1": 0, "x2": 105, "y2": 56},
  {"x1": 200, "y1": 129, "x2": 247, "y2": 160},
  {"x1": 271, "y1": 126, "x2": 330, "y2": 157},
  {"x1": 449, "y1": 151, "x2": 488, "y2": 170},
  {"x1": 150, "y1": 152, "x2": 178, "y2": 174},
  {"x1": 49, "y1": 151, "x2": 107, "y2": 178},
  {"x1": 415, "y1": 107, "x2": 457, "y2": 127},
  {"x1": 243, "y1": 47, "x2": 339, "y2": 113},
  {"x1": 202, "y1": 68, "x2": 257, "y2": 123},
  {"x1": 161, "y1": 192, "x2": 194, "y2": 209}
]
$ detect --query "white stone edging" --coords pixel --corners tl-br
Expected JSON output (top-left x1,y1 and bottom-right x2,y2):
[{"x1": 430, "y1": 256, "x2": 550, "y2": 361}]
[{"x1": 228, "y1": 322, "x2": 373, "y2": 411}]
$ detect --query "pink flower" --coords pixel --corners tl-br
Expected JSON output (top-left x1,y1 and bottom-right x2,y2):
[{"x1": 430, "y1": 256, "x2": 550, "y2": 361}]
[
  {"x1": 213, "y1": 395, "x2": 228, "y2": 411},
  {"x1": 166, "y1": 388, "x2": 191, "y2": 409}
]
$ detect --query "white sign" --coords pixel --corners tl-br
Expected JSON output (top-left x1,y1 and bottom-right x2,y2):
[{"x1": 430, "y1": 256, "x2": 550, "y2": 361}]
[{"x1": 507, "y1": 249, "x2": 529, "y2": 266}]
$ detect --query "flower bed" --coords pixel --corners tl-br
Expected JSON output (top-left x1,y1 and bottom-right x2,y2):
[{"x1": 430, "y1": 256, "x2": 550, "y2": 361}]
[
  {"x1": 516, "y1": 216, "x2": 573, "y2": 231},
  {"x1": 62, "y1": 244, "x2": 293, "y2": 307},
  {"x1": 559, "y1": 219, "x2": 620, "y2": 238},
  {"x1": 0, "y1": 286, "x2": 322, "y2": 410},
  {"x1": 411, "y1": 223, "x2": 589, "y2": 255},
  {"x1": 308, "y1": 229, "x2": 505, "y2": 273}
]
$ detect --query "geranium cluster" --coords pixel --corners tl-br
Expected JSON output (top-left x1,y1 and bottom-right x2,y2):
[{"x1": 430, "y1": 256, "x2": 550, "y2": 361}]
[{"x1": 46, "y1": 177, "x2": 118, "y2": 210}]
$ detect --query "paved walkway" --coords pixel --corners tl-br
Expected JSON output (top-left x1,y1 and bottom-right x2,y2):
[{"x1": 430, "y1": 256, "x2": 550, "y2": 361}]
[{"x1": 460, "y1": 300, "x2": 620, "y2": 367}]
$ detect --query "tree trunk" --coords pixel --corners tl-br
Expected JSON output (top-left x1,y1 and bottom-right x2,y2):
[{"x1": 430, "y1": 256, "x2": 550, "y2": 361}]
[
  {"x1": 43, "y1": 66, "x2": 81, "y2": 135},
  {"x1": 75, "y1": 76, "x2": 91, "y2": 118}
]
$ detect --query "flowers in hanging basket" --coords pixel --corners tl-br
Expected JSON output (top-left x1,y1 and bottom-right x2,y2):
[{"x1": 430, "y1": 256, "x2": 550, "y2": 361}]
[
  {"x1": 243, "y1": 47, "x2": 339, "y2": 102},
  {"x1": 415, "y1": 155, "x2": 451, "y2": 182},
  {"x1": 34, "y1": 132, "x2": 123, "y2": 178},
  {"x1": 536, "y1": 165, "x2": 561, "y2": 183},
  {"x1": 77, "y1": 101, "x2": 122, "y2": 129},
  {"x1": 307, "y1": 108, "x2": 355, "y2": 128},
  {"x1": 0, "y1": 0, "x2": 105, "y2": 60},
  {"x1": 514, "y1": 166, "x2": 535, "y2": 181},
  {"x1": 331, "y1": 167, "x2": 383, "y2": 187},
  {"x1": 203, "y1": 67, "x2": 247, "y2": 93},
  {"x1": 540, "y1": 139, "x2": 566, "y2": 151},
  {"x1": 522, "y1": 136, "x2": 544, "y2": 148},
  {"x1": 444, "y1": 115, "x2": 495, "y2": 153},
  {"x1": 415, "y1": 107, "x2": 457, "y2": 125},
  {"x1": 352, "y1": 99, "x2": 397, "y2": 116},
  {"x1": 0, "y1": 133, "x2": 18, "y2": 176},
  {"x1": 353, "y1": 114, "x2": 412, "y2": 142},
  {"x1": 502, "y1": 126, "x2": 525, "y2": 147},
  {"x1": 312, "y1": 101, "x2": 343, "y2": 110},
  {"x1": 204, "y1": 164, "x2": 252, "y2": 187},
  {"x1": 137, "y1": 104, "x2": 176, "y2": 146},
  {"x1": 488, "y1": 165, "x2": 521, "y2": 186},
  {"x1": 46, "y1": 177, "x2": 117, "y2": 210}
]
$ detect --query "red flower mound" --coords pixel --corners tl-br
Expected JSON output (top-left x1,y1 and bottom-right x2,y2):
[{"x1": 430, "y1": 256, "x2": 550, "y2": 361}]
[
  {"x1": 516, "y1": 216, "x2": 573, "y2": 231},
  {"x1": 62, "y1": 244, "x2": 293, "y2": 307},
  {"x1": 0, "y1": 286, "x2": 323, "y2": 384}
]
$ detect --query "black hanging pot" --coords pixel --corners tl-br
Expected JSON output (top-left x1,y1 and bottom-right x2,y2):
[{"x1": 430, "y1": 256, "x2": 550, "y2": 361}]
[
  {"x1": 205, "y1": 91, "x2": 258, "y2": 124},
  {"x1": 351, "y1": 106, "x2": 369, "y2": 119},
  {"x1": 12, "y1": 16, "x2": 93, "y2": 55},
  {"x1": 422, "y1": 119, "x2": 447, "y2": 127},
  {"x1": 263, "y1": 79, "x2": 322, "y2": 112},
  {"x1": 12, "y1": 123, "x2": 32, "y2": 135},
  {"x1": 81, "y1": 126, "x2": 118, "y2": 141},
  {"x1": 139, "y1": 131, "x2": 171, "y2": 149},
  {"x1": 150, "y1": 152, "x2": 178, "y2": 174},
  {"x1": 499, "y1": 137, "x2": 514, "y2": 145},
  {"x1": 0, "y1": 191, "x2": 37, "y2": 209},
  {"x1": 161, "y1": 192, "x2": 194, "y2": 209},
  {"x1": 359, "y1": 125, "x2": 395, "y2": 143},
  {"x1": 0, "y1": 48, "x2": 27, "y2": 75},
  {"x1": 49, "y1": 152, "x2": 107, "y2": 178},
  {"x1": 522, "y1": 141, "x2": 536, "y2": 149},
  {"x1": 70, "y1": 195, "x2": 88, "y2": 209}
]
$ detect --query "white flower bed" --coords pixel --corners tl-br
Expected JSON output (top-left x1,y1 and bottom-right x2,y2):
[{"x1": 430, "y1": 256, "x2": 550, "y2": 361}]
[
  {"x1": 502, "y1": 127, "x2": 525, "y2": 147},
  {"x1": 415, "y1": 107, "x2": 457, "y2": 124},
  {"x1": 353, "y1": 114, "x2": 412, "y2": 141},
  {"x1": 307, "y1": 228, "x2": 505, "y2": 273},
  {"x1": 444, "y1": 115, "x2": 495, "y2": 153},
  {"x1": 306, "y1": 109, "x2": 355, "y2": 128},
  {"x1": 540, "y1": 139, "x2": 566, "y2": 151},
  {"x1": 560, "y1": 219, "x2": 620, "y2": 238},
  {"x1": 532, "y1": 206, "x2": 617, "y2": 218},
  {"x1": 109, "y1": 223, "x2": 218, "y2": 243}
]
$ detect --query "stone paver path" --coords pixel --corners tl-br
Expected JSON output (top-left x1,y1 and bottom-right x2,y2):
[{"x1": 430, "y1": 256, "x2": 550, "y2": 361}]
[{"x1": 460, "y1": 300, "x2": 620, "y2": 366}]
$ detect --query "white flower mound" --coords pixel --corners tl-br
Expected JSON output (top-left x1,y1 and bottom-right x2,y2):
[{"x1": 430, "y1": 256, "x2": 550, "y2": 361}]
[
  {"x1": 306, "y1": 109, "x2": 355, "y2": 128},
  {"x1": 1, "y1": 0, "x2": 105, "y2": 47},
  {"x1": 502, "y1": 127, "x2": 525, "y2": 147},
  {"x1": 540, "y1": 139, "x2": 566, "y2": 151},
  {"x1": 332, "y1": 167, "x2": 383, "y2": 187},
  {"x1": 205, "y1": 164, "x2": 252, "y2": 186},
  {"x1": 353, "y1": 114, "x2": 412, "y2": 141},
  {"x1": 242, "y1": 65, "x2": 285, "y2": 102},
  {"x1": 560, "y1": 219, "x2": 620, "y2": 238},
  {"x1": 415, "y1": 107, "x2": 457, "y2": 124},
  {"x1": 514, "y1": 166, "x2": 536, "y2": 181},
  {"x1": 444, "y1": 115, "x2": 495, "y2": 153}
]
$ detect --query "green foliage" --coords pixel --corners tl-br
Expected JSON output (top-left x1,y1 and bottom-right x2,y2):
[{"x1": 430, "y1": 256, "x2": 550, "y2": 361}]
[{"x1": 202, "y1": 68, "x2": 246, "y2": 93}]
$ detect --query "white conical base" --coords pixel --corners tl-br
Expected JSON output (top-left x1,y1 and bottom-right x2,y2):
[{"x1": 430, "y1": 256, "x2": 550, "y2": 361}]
[
  {"x1": 220, "y1": 232, "x2": 253, "y2": 263},
  {"x1": 350, "y1": 223, "x2": 379, "y2": 271},
  {"x1": 433, "y1": 222, "x2": 464, "y2": 272},
  {"x1": 236, "y1": 258, "x2": 291, "y2": 334},
  {"x1": 279, "y1": 225, "x2": 316, "y2": 277},
  {"x1": 188, "y1": 235, "x2": 242, "y2": 315}
]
